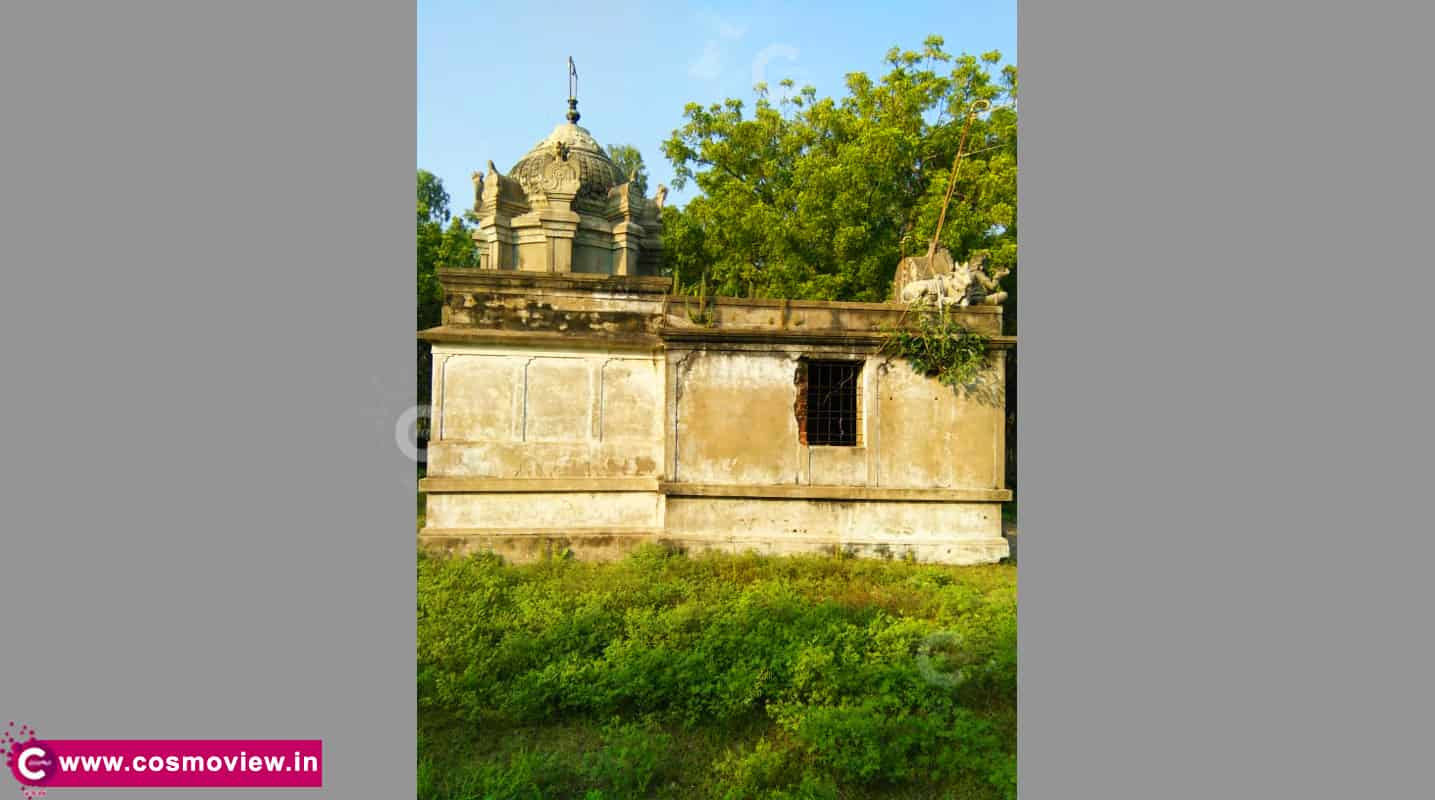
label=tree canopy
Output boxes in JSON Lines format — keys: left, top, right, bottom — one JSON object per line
{"left": 606, "top": 143, "right": 649, "bottom": 198}
{"left": 418, "top": 170, "right": 479, "bottom": 327}
{"left": 417, "top": 168, "right": 451, "bottom": 226}
{"left": 660, "top": 36, "right": 1016, "bottom": 306}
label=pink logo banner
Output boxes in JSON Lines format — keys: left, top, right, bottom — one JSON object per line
{"left": 7, "top": 739, "right": 322, "bottom": 789}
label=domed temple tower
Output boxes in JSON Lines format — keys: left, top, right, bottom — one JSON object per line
{"left": 469, "top": 100, "right": 663, "bottom": 275}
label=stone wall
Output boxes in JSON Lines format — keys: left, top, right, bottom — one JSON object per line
{"left": 419, "top": 270, "right": 1013, "bottom": 564}
{"left": 427, "top": 348, "right": 664, "bottom": 480}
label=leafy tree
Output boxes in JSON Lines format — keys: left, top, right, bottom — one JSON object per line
{"left": 417, "top": 169, "right": 451, "bottom": 225}
{"left": 660, "top": 36, "right": 1016, "bottom": 308}
{"left": 606, "top": 143, "right": 649, "bottom": 198}
{"left": 418, "top": 170, "right": 477, "bottom": 330}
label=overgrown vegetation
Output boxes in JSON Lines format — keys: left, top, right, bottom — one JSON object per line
{"left": 881, "top": 309, "right": 991, "bottom": 390}
{"left": 661, "top": 36, "right": 1016, "bottom": 307}
{"left": 419, "top": 546, "right": 1016, "bottom": 799}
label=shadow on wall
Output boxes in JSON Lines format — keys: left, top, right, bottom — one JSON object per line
{"left": 954, "top": 369, "right": 1006, "bottom": 408}
{"left": 873, "top": 353, "right": 1007, "bottom": 409}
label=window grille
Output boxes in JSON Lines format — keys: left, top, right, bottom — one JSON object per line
{"left": 798, "top": 360, "right": 862, "bottom": 446}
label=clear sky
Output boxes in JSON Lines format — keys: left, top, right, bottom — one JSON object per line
{"left": 418, "top": 0, "right": 1015, "bottom": 212}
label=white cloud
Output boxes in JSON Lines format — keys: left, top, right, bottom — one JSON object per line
{"left": 686, "top": 10, "right": 748, "bottom": 82}
{"left": 699, "top": 9, "right": 746, "bottom": 40}
{"left": 751, "top": 43, "right": 800, "bottom": 87}
{"left": 716, "top": 20, "right": 746, "bottom": 40}
{"left": 688, "top": 41, "right": 723, "bottom": 80}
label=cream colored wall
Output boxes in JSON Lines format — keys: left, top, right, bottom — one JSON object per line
{"left": 422, "top": 338, "right": 1009, "bottom": 565}
{"left": 669, "top": 350, "right": 802, "bottom": 485}
{"left": 663, "top": 496, "right": 1004, "bottom": 564}
{"left": 666, "top": 347, "right": 1006, "bottom": 491}
{"left": 427, "top": 491, "right": 659, "bottom": 531}
{"left": 873, "top": 354, "right": 1007, "bottom": 490}
{"left": 429, "top": 344, "right": 664, "bottom": 479}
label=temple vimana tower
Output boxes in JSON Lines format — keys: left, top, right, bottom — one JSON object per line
{"left": 419, "top": 77, "right": 1013, "bottom": 564}
{"left": 467, "top": 92, "right": 664, "bottom": 276}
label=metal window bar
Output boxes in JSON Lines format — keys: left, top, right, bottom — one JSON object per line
{"left": 805, "top": 360, "right": 861, "bottom": 446}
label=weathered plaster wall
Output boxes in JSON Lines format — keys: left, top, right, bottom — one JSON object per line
{"left": 419, "top": 272, "right": 1012, "bottom": 565}
{"left": 670, "top": 350, "right": 801, "bottom": 485}
{"left": 667, "top": 347, "right": 1006, "bottom": 491}
{"left": 428, "top": 344, "right": 664, "bottom": 480}
{"left": 663, "top": 496, "right": 1005, "bottom": 565}
{"left": 427, "top": 491, "right": 659, "bottom": 530}
{"left": 874, "top": 355, "right": 1006, "bottom": 490}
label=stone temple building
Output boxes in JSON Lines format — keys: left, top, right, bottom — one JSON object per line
{"left": 418, "top": 97, "right": 1014, "bottom": 565}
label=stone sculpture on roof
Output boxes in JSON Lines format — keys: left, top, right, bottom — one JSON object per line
{"left": 895, "top": 247, "right": 1010, "bottom": 308}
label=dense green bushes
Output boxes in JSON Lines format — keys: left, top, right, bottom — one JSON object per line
{"left": 418, "top": 546, "right": 1016, "bottom": 799}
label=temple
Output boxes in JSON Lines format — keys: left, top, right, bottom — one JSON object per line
{"left": 468, "top": 71, "right": 663, "bottom": 277}
{"left": 418, "top": 84, "right": 1013, "bottom": 564}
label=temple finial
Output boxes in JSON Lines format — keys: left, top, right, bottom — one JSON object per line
{"left": 566, "top": 56, "right": 580, "bottom": 123}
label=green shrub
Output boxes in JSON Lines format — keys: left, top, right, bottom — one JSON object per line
{"left": 712, "top": 737, "right": 837, "bottom": 800}
{"left": 580, "top": 719, "right": 673, "bottom": 797}
{"left": 418, "top": 548, "right": 1017, "bottom": 799}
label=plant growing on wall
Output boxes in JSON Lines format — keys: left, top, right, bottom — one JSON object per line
{"left": 881, "top": 308, "right": 990, "bottom": 390}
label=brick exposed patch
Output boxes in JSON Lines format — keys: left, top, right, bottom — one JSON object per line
{"left": 794, "top": 360, "right": 810, "bottom": 446}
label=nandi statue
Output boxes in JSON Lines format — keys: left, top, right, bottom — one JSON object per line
{"left": 899, "top": 271, "right": 972, "bottom": 307}
{"left": 895, "top": 248, "right": 1011, "bottom": 308}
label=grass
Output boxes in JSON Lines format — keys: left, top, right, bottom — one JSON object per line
{"left": 418, "top": 545, "right": 1016, "bottom": 799}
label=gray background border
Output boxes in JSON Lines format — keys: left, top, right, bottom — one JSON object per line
{"left": 2, "top": 1, "right": 1432, "bottom": 798}
{"left": 1, "top": 2, "right": 414, "bottom": 797}
{"left": 1021, "top": 0, "right": 1432, "bottom": 796}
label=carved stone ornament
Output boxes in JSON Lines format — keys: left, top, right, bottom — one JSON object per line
{"left": 510, "top": 122, "right": 626, "bottom": 206}
{"left": 541, "top": 159, "right": 581, "bottom": 194}
{"left": 478, "top": 160, "right": 514, "bottom": 208}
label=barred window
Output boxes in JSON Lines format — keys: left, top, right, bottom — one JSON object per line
{"left": 796, "top": 360, "right": 862, "bottom": 446}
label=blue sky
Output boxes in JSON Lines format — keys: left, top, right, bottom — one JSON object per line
{"left": 418, "top": 0, "right": 1015, "bottom": 212}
